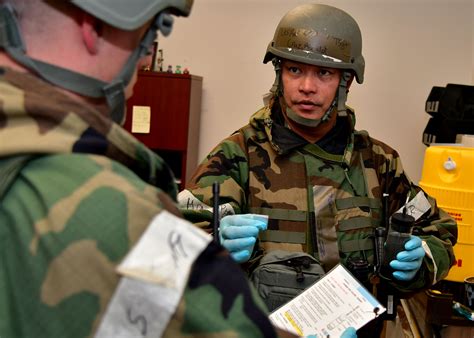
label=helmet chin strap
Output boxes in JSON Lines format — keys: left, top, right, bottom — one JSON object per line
{"left": 336, "top": 71, "right": 352, "bottom": 117}
{"left": 269, "top": 58, "right": 282, "bottom": 96}
{"left": 285, "top": 99, "right": 336, "bottom": 127}
{"left": 0, "top": 4, "right": 173, "bottom": 125}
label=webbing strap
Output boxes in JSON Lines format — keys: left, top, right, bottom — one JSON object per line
{"left": 338, "top": 217, "right": 378, "bottom": 231}
{"left": 259, "top": 230, "right": 306, "bottom": 244}
{"left": 339, "top": 238, "right": 374, "bottom": 253}
{"left": 335, "top": 197, "right": 381, "bottom": 210}
{"left": 249, "top": 207, "right": 307, "bottom": 221}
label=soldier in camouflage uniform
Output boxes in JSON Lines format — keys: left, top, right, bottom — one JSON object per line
{"left": 0, "top": 1, "right": 299, "bottom": 337}
{"left": 179, "top": 4, "right": 457, "bottom": 337}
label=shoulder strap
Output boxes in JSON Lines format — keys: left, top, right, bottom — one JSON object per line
{"left": 0, "top": 155, "right": 35, "bottom": 200}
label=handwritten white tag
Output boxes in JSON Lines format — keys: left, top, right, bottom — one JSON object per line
{"left": 117, "top": 210, "right": 212, "bottom": 289}
{"left": 178, "top": 189, "right": 235, "bottom": 218}
{"left": 95, "top": 277, "right": 180, "bottom": 338}
{"left": 95, "top": 211, "right": 212, "bottom": 337}
{"left": 397, "top": 191, "right": 431, "bottom": 221}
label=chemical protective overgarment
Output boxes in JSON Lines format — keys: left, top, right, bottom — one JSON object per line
{"left": 179, "top": 99, "right": 457, "bottom": 294}
{"left": 0, "top": 68, "right": 278, "bottom": 338}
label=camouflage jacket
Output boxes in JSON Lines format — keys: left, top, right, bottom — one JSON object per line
{"left": 179, "top": 101, "right": 457, "bottom": 294}
{"left": 0, "top": 68, "right": 281, "bottom": 338}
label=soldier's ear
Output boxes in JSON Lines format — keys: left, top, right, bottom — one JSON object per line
{"left": 79, "top": 12, "right": 102, "bottom": 55}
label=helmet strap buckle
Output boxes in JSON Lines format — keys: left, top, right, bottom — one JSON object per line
{"left": 337, "top": 71, "right": 352, "bottom": 116}
{"left": 157, "top": 12, "right": 174, "bottom": 37}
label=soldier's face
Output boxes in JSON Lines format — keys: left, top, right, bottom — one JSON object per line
{"left": 281, "top": 60, "right": 341, "bottom": 120}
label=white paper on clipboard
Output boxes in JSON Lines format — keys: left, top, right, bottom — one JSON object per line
{"left": 269, "top": 264, "right": 385, "bottom": 337}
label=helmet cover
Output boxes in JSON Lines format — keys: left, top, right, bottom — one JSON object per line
{"left": 71, "top": 0, "right": 193, "bottom": 30}
{"left": 264, "top": 4, "right": 364, "bottom": 83}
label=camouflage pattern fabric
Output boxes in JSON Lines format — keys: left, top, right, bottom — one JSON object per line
{"left": 179, "top": 98, "right": 457, "bottom": 295}
{"left": 0, "top": 68, "right": 281, "bottom": 338}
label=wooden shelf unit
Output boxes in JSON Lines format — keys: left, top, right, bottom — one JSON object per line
{"left": 124, "top": 71, "right": 203, "bottom": 189}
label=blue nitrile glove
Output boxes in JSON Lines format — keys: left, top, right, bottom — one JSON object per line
{"left": 306, "top": 327, "right": 357, "bottom": 338}
{"left": 341, "top": 327, "right": 357, "bottom": 338}
{"left": 219, "top": 214, "right": 268, "bottom": 263}
{"left": 390, "top": 235, "right": 425, "bottom": 281}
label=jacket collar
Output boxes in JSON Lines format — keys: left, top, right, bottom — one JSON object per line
{"left": 248, "top": 98, "right": 357, "bottom": 166}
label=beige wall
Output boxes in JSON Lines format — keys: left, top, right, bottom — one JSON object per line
{"left": 159, "top": 0, "right": 473, "bottom": 184}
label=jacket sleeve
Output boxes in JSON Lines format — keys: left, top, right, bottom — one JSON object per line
{"left": 162, "top": 241, "right": 281, "bottom": 337}
{"left": 178, "top": 132, "right": 250, "bottom": 232}
{"left": 384, "top": 154, "right": 457, "bottom": 293}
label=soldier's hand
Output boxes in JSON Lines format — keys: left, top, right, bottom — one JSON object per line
{"left": 306, "top": 327, "right": 357, "bottom": 338}
{"left": 219, "top": 214, "right": 268, "bottom": 263}
{"left": 390, "top": 235, "right": 425, "bottom": 281}
{"left": 341, "top": 327, "right": 357, "bottom": 338}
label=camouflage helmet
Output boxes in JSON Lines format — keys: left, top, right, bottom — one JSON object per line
{"left": 263, "top": 4, "right": 365, "bottom": 84}
{"left": 71, "top": 0, "right": 193, "bottom": 32}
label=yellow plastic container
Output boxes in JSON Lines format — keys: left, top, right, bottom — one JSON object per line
{"left": 419, "top": 145, "right": 474, "bottom": 283}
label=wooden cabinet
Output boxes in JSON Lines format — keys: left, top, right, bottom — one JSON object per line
{"left": 124, "top": 71, "right": 203, "bottom": 188}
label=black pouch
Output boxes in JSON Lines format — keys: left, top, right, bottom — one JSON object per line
{"left": 249, "top": 250, "right": 325, "bottom": 312}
